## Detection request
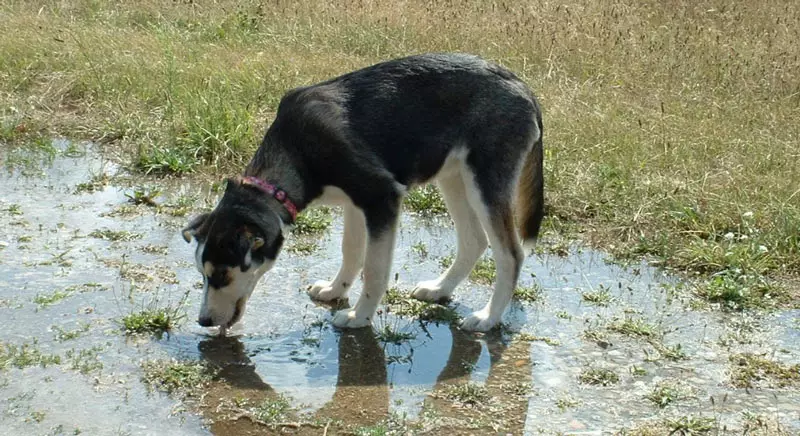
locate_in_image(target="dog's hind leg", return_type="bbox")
[332,205,399,328]
[308,204,367,301]
[412,171,487,302]
[459,168,524,332]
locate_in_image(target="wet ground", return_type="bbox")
[0,142,798,435]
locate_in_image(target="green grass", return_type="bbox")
[469,256,496,284]
[141,359,216,396]
[581,287,613,307]
[513,281,543,303]
[375,325,416,345]
[88,229,142,242]
[52,323,91,342]
[33,290,73,308]
[442,382,490,406]
[251,395,292,425]
[285,238,319,255]
[729,353,800,388]
[65,346,104,374]
[646,382,685,408]
[518,333,560,347]
[1,0,798,310]
[695,271,788,310]
[608,317,660,338]
[404,185,447,216]
[292,208,333,235]
[578,367,620,386]
[0,341,62,370]
[121,308,183,336]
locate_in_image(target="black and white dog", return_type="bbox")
[182,53,543,333]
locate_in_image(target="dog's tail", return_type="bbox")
[516,111,544,247]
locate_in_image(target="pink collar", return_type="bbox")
[241,176,299,222]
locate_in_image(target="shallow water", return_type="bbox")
[0,142,798,435]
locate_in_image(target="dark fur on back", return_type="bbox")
[245,53,544,236]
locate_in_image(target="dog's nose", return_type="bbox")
[198,316,214,327]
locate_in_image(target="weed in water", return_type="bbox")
[375,325,416,345]
[292,208,333,235]
[518,333,560,346]
[555,395,580,411]
[121,308,183,336]
[608,316,660,338]
[404,185,447,216]
[74,174,110,194]
[583,328,612,348]
[285,238,319,255]
[442,382,490,406]
[52,323,91,342]
[646,381,685,408]
[469,256,496,284]
[251,395,292,425]
[141,359,215,396]
[354,424,389,436]
[663,416,715,434]
[579,367,620,386]
[581,287,613,306]
[89,229,142,242]
[33,289,73,309]
[0,341,61,370]
[65,346,104,374]
[125,187,161,206]
[410,241,428,258]
[389,298,461,325]
[729,353,800,388]
[514,281,542,303]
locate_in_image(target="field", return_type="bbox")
[1,1,799,434]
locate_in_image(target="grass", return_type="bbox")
[469,256,496,284]
[0,341,62,370]
[141,359,215,396]
[578,367,620,386]
[442,382,490,406]
[65,346,104,374]
[125,187,161,206]
[646,382,685,408]
[88,229,142,242]
[581,287,613,306]
[0,1,798,309]
[518,333,560,347]
[33,289,73,308]
[608,316,660,338]
[695,271,788,310]
[121,308,183,336]
[285,238,319,255]
[729,353,800,388]
[292,208,333,235]
[251,395,292,425]
[404,185,447,216]
[555,395,580,411]
[375,325,416,345]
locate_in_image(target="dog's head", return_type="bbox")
[182,179,286,329]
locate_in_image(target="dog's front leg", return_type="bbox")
[331,216,397,328]
[308,205,366,301]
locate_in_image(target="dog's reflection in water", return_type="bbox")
[198,326,531,433]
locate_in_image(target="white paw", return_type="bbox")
[331,309,372,329]
[460,308,499,332]
[308,280,347,301]
[411,280,453,302]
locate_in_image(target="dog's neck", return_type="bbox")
[243,140,308,223]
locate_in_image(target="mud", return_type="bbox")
[0,141,798,435]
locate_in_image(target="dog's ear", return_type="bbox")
[182,213,211,243]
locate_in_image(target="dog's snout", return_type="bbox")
[198,316,214,327]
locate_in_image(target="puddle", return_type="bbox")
[1,141,798,435]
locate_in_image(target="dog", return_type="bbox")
[182,53,544,333]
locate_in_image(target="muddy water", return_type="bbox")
[0,142,798,435]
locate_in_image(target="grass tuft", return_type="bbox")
[141,359,216,396]
[579,367,620,386]
[729,353,800,388]
[404,185,447,216]
[292,208,333,235]
[121,308,183,336]
[442,382,490,406]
